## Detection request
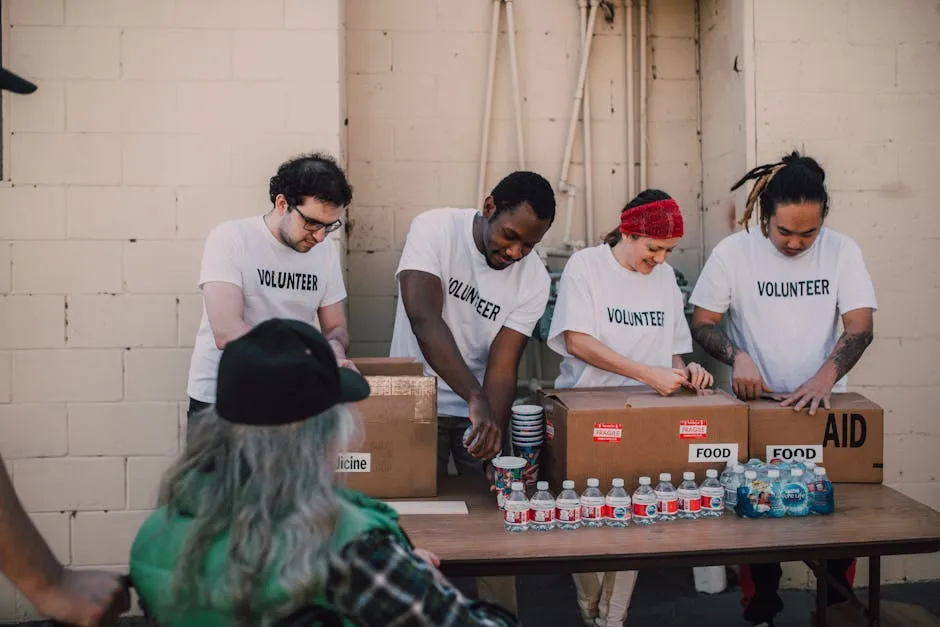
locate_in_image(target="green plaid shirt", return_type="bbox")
[327,529,518,626]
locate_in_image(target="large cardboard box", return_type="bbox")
[540,386,748,492]
[748,393,884,483]
[338,358,437,498]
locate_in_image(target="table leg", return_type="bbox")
[817,559,829,627]
[869,556,881,627]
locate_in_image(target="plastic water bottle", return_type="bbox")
[655,473,678,521]
[766,469,786,518]
[736,470,760,518]
[604,478,631,528]
[677,472,702,519]
[724,464,744,512]
[781,467,809,517]
[631,476,657,525]
[808,467,835,515]
[529,481,555,531]
[580,478,605,528]
[503,482,529,532]
[699,469,724,517]
[555,480,581,530]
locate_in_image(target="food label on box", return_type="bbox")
[688,443,739,463]
[336,452,372,473]
[546,420,555,440]
[679,419,707,439]
[766,445,823,463]
[593,423,623,443]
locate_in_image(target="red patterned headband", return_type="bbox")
[619,198,684,239]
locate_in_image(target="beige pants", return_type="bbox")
[572,570,639,627]
[477,575,518,614]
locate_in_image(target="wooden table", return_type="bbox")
[392,478,940,627]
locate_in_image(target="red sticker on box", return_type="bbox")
[679,419,707,439]
[546,421,555,440]
[593,423,623,443]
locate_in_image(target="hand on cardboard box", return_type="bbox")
[732,352,773,400]
[643,366,690,396]
[684,362,714,389]
[780,371,835,415]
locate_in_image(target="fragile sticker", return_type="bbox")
[679,419,707,439]
[546,420,555,440]
[336,452,371,473]
[593,423,623,443]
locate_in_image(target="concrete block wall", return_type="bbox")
[0,0,344,619]
[345,0,703,358]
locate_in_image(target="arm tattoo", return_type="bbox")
[831,330,874,381]
[691,322,739,367]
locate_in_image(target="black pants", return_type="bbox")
[742,559,855,624]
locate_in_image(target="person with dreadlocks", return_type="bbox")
[547,189,714,627]
[689,151,877,627]
[130,318,519,627]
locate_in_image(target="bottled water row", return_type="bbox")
[503,469,726,533]
[722,458,835,519]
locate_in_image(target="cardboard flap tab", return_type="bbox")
[352,357,424,377]
[546,386,741,410]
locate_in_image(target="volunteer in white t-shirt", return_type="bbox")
[390,170,555,616]
[690,151,877,627]
[186,153,354,421]
[547,189,713,627]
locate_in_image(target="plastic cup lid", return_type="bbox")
[492,456,526,469]
[511,404,544,416]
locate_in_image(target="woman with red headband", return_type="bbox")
[546,189,713,627]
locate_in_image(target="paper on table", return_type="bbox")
[384,500,469,515]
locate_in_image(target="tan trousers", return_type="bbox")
[572,570,639,627]
[477,575,518,615]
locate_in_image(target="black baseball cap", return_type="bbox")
[216,318,370,426]
[0,67,37,94]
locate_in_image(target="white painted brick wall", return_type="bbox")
[0,0,345,615]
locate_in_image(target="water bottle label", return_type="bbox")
[700,487,724,510]
[581,504,603,520]
[531,507,554,524]
[603,504,630,520]
[679,495,701,513]
[632,501,657,519]
[556,506,580,522]
[657,496,678,515]
[504,508,528,525]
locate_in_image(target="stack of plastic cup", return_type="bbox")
[510,404,544,485]
[491,456,527,508]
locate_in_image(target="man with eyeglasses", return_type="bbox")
[186,153,355,424]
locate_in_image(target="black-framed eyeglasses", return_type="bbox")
[288,204,343,234]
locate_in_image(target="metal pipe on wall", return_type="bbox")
[505,0,526,169]
[639,0,648,189]
[624,0,636,199]
[582,1,595,245]
[476,0,502,207]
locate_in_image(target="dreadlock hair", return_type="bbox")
[603,188,673,246]
[730,151,829,237]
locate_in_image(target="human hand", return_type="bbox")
[685,362,714,389]
[466,394,502,460]
[732,352,772,400]
[643,366,690,396]
[32,569,130,627]
[780,371,836,415]
[413,548,441,568]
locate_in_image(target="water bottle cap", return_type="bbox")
[734,464,745,471]
[563,479,574,489]
[612,478,624,487]
[791,468,803,476]
[745,470,757,479]
[659,473,671,481]
[815,467,826,475]
[536,481,548,490]
[706,469,718,478]
[683,471,694,480]
[587,477,599,487]
[768,469,780,478]
[639,476,651,485]
[511,481,524,491]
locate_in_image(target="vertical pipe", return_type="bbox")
[583,2,595,245]
[476,0,502,207]
[639,0,648,189]
[625,0,636,200]
[505,0,526,169]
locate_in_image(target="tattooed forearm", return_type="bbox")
[830,330,874,381]
[691,322,739,367]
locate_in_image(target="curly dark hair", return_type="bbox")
[490,171,556,222]
[268,153,353,208]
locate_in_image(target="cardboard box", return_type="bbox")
[748,393,884,484]
[539,386,748,492]
[338,357,437,499]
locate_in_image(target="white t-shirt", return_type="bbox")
[186,216,347,402]
[547,244,693,389]
[389,208,551,417]
[689,227,877,394]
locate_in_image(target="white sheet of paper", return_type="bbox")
[385,500,469,515]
